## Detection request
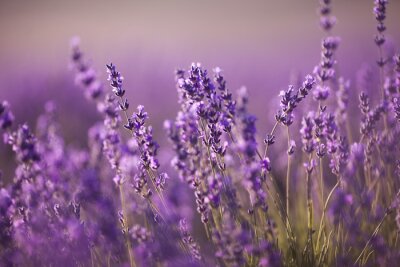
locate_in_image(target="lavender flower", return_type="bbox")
[318,0,336,32]
[335,78,350,124]
[394,54,400,92]
[275,75,316,126]
[373,0,388,48]
[8,124,41,164]
[314,37,340,83]
[2,1,400,265]
[179,219,202,261]
[0,101,14,131]
[300,112,316,154]
[70,37,103,100]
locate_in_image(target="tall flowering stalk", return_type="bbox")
[373,0,389,100]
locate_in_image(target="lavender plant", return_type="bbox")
[1,1,400,267]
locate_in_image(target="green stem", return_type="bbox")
[306,155,315,265]
[286,126,291,232]
[119,185,136,267]
[316,178,340,254]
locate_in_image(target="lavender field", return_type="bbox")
[1,0,400,266]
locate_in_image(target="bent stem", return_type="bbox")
[354,210,390,265]
[316,178,340,254]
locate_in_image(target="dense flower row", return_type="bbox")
[1,1,400,266]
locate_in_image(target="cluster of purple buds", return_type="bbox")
[275,75,316,126]
[384,76,397,95]
[359,92,370,115]
[177,63,206,103]
[318,0,336,32]
[373,0,388,49]
[393,97,400,122]
[359,92,386,136]
[394,54,400,92]
[260,157,272,172]
[208,122,227,158]
[314,112,327,158]
[213,213,248,266]
[308,107,338,164]
[70,37,103,100]
[287,140,296,156]
[193,178,209,224]
[8,124,41,164]
[300,112,316,154]
[264,134,275,146]
[314,36,339,83]
[131,224,151,243]
[245,162,268,211]
[335,78,350,123]
[313,85,330,101]
[106,63,133,130]
[235,87,261,161]
[314,37,339,83]
[106,63,126,99]
[0,101,14,131]
[177,64,232,162]
[324,113,339,154]
[99,94,122,170]
[133,106,160,170]
[207,174,223,208]
[156,173,169,192]
[106,63,161,175]
[133,165,152,199]
[214,67,236,133]
[239,114,258,159]
[329,135,349,176]
[164,118,193,183]
[179,219,202,261]
[0,188,13,251]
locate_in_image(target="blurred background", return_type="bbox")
[0,0,399,180]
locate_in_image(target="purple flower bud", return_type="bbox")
[0,106,14,130]
[70,38,103,100]
[287,140,296,155]
[373,0,388,23]
[106,63,125,97]
[374,34,386,46]
[350,143,365,163]
[264,134,275,146]
[320,16,336,31]
[313,85,330,101]
[156,173,169,191]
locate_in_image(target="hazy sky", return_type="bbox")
[0,0,399,137]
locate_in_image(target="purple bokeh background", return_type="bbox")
[0,0,399,180]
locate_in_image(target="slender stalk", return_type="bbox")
[319,158,324,204]
[306,155,315,264]
[354,191,399,265]
[285,126,291,232]
[354,210,390,265]
[118,97,169,213]
[119,184,136,267]
[316,178,340,254]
